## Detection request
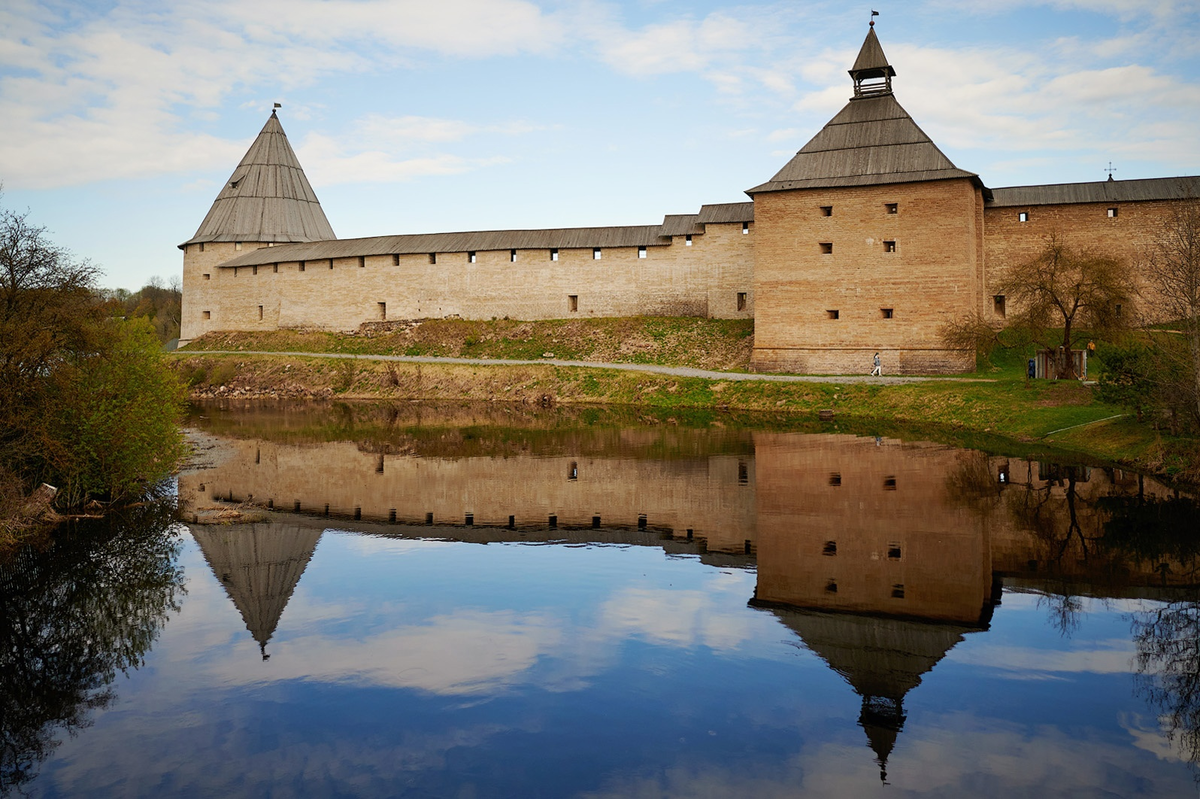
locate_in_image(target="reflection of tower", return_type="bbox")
[770,609,977,783]
[191,524,322,660]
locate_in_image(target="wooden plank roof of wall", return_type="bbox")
[988,176,1200,207]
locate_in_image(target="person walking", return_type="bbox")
[870,352,882,377]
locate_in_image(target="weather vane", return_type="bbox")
[870,10,879,26]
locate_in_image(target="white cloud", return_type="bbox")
[0,0,561,189]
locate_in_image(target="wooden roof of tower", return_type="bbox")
[180,111,337,249]
[747,24,983,195]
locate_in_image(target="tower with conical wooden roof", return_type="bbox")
[179,110,336,344]
[748,22,988,375]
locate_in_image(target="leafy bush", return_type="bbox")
[47,318,187,505]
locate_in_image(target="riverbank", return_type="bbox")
[170,335,1200,486]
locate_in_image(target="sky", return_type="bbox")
[2,0,1198,291]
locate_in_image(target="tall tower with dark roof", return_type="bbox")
[748,23,988,375]
[179,110,336,344]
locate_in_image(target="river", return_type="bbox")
[2,401,1197,797]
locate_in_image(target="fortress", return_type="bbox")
[179,24,1200,374]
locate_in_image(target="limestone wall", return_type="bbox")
[983,198,1183,324]
[179,222,755,343]
[750,178,983,375]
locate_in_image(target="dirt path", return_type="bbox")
[182,350,994,385]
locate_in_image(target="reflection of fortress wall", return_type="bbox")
[752,433,994,624]
[190,522,322,655]
[178,439,756,554]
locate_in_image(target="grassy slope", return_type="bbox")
[174,318,1198,482]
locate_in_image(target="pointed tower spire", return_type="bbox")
[180,111,336,248]
[849,23,896,98]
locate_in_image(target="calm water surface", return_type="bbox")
[3,402,1198,797]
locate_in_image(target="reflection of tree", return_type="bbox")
[1133,595,1200,779]
[943,452,1002,516]
[1005,463,1102,636]
[0,501,184,793]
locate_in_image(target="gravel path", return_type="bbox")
[184,350,994,385]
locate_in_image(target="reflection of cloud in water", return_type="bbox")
[338,533,461,557]
[1121,712,1188,764]
[210,610,564,695]
[596,574,762,652]
[947,640,1135,675]
[582,714,1192,798]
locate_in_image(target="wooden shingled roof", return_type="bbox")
[217,202,757,269]
[989,176,1200,207]
[180,112,336,249]
[748,27,978,195]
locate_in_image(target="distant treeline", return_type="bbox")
[101,277,182,346]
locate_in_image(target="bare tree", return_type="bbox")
[1145,199,1200,426]
[995,234,1134,379]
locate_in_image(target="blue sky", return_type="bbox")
[2,0,1198,290]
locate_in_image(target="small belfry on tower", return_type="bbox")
[850,18,895,98]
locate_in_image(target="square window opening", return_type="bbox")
[468,251,477,263]
[829,472,842,486]
[1019,211,1029,222]
[428,253,436,265]
[638,246,647,259]
[884,240,896,252]
[736,292,747,311]
[510,249,517,263]
[568,294,578,312]
[202,310,211,320]
[685,235,693,246]
[887,543,902,560]
[820,206,833,217]
[881,308,893,319]
[820,242,833,254]
[884,476,897,490]
[891,584,905,599]
[885,203,898,214]
[550,249,559,261]
[742,222,749,234]
[202,273,211,280]
[826,309,839,320]
[235,242,242,251]
[299,262,306,272]
[1108,207,1118,218]
[823,541,837,556]
[825,580,838,594]
[593,248,602,260]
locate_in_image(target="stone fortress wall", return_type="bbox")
[180,218,755,341]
